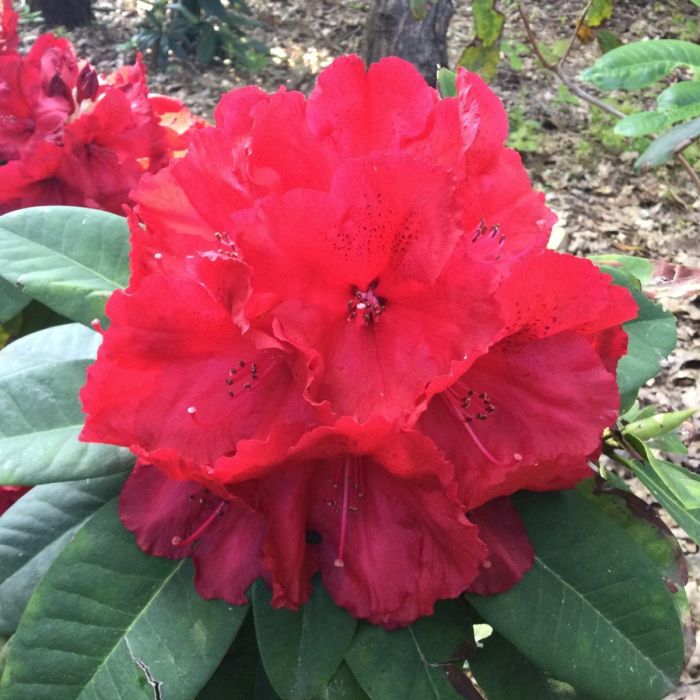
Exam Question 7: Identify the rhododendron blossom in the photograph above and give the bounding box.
[0,0,201,214]
[81,54,637,626]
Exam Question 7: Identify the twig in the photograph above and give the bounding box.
[517,0,700,194]
[559,0,594,69]
[677,153,700,191]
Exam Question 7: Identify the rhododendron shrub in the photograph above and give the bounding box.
[0,0,201,215]
[0,55,693,700]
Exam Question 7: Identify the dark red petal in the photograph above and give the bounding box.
[465,496,534,595]
[227,421,486,627]
[119,463,266,605]
[0,485,30,515]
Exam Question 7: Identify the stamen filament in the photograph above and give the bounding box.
[334,458,352,568]
[172,502,225,547]
[463,420,505,465]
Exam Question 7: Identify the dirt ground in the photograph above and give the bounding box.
[18,0,700,695]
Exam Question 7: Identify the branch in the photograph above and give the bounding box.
[517,0,700,193]
[559,0,593,69]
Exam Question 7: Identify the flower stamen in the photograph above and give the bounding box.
[347,279,386,325]
[334,457,352,568]
[171,501,225,547]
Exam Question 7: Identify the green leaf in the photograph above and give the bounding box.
[581,39,700,89]
[0,499,248,700]
[0,278,29,324]
[614,110,668,137]
[635,116,700,168]
[596,29,622,54]
[630,459,700,545]
[576,480,687,595]
[410,0,429,20]
[252,578,357,700]
[586,0,613,27]
[470,632,586,699]
[437,67,457,98]
[588,254,652,284]
[472,0,505,46]
[0,206,130,327]
[0,473,126,636]
[623,408,697,441]
[602,266,677,411]
[198,615,258,700]
[313,664,369,700]
[467,488,684,700]
[626,433,700,509]
[0,323,134,485]
[457,43,501,82]
[658,79,700,113]
[346,599,474,700]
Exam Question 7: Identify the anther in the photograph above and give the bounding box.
[90,319,105,335]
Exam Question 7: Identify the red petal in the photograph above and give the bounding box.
[307,55,438,160]
[119,463,266,605]
[466,496,534,595]
[81,260,314,468]
[421,332,619,508]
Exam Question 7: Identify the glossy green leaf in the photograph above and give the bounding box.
[0,323,134,485]
[314,664,369,700]
[346,599,474,700]
[0,278,29,324]
[0,473,126,636]
[626,433,700,509]
[470,632,586,699]
[576,480,687,595]
[253,578,357,700]
[472,0,505,46]
[437,67,457,97]
[630,459,700,545]
[635,116,700,168]
[198,615,258,700]
[581,39,700,89]
[467,489,684,700]
[602,266,677,411]
[614,111,668,137]
[0,206,130,327]
[0,499,247,700]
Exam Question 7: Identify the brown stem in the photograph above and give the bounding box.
[559,0,594,69]
[517,0,700,193]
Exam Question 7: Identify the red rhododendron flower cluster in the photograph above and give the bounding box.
[81,55,637,627]
[0,0,201,214]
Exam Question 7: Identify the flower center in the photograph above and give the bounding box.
[442,385,505,465]
[347,279,386,326]
[325,456,365,568]
[471,218,506,262]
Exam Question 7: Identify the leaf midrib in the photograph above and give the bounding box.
[531,554,676,687]
[75,560,186,699]
[0,227,126,291]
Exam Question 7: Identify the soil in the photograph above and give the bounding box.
[18,0,700,695]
